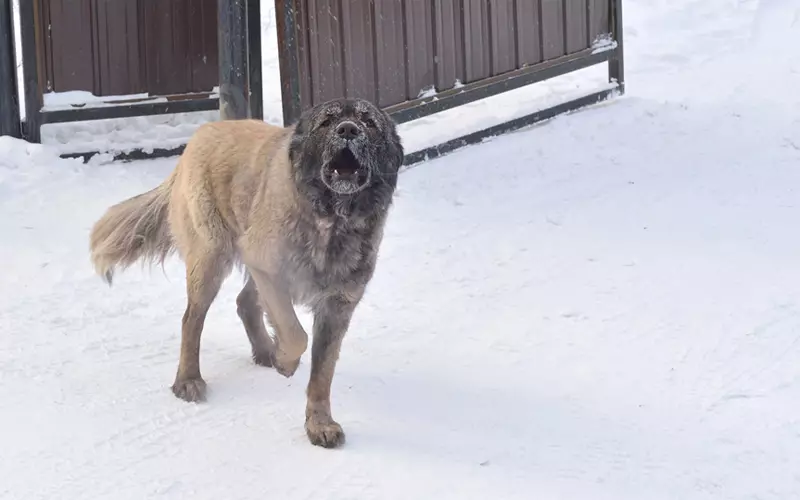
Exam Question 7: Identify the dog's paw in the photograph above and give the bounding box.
[252,349,274,368]
[271,350,301,378]
[171,377,207,403]
[305,418,345,448]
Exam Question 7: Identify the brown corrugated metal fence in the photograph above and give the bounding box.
[282,0,612,114]
[37,0,218,97]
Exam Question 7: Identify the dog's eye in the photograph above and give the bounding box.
[320,118,332,128]
[364,118,377,129]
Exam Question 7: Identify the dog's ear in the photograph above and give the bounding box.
[288,113,309,164]
[385,121,405,171]
[389,130,404,171]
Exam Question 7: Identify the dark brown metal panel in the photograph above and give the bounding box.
[434,0,465,89]
[541,0,566,60]
[588,0,610,43]
[404,0,436,98]
[489,0,516,75]
[275,0,621,129]
[170,0,190,90]
[141,0,218,96]
[94,1,144,96]
[565,0,589,54]
[278,0,312,117]
[141,1,178,95]
[515,0,542,67]
[373,0,406,107]
[44,0,94,93]
[35,0,52,93]
[306,0,345,105]
[187,0,218,92]
[183,0,218,93]
[40,0,217,97]
[462,0,490,83]
[341,0,377,102]
[295,0,313,113]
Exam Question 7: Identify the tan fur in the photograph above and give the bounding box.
[91,119,308,372]
[89,170,177,284]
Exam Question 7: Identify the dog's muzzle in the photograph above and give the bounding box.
[322,147,371,195]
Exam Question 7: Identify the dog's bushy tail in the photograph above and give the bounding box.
[89,171,177,285]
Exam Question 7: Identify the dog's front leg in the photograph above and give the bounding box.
[248,269,308,377]
[305,294,358,448]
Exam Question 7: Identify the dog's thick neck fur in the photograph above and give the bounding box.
[295,175,395,221]
[278,132,395,296]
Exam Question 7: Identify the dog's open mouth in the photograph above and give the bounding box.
[323,148,370,194]
[331,148,360,177]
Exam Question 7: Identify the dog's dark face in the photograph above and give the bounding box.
[289,98,404,215]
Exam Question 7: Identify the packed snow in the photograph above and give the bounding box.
[43,91,159,110]
[2,0,800,499]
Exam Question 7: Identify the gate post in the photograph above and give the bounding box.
[275,0,302,125]
[247,0,263,120]
[609,0,625,93]
[0,0,20,137]
[218,0,250,120]
[17,0,41,142]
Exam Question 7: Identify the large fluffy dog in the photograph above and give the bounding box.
[89,98,404,448]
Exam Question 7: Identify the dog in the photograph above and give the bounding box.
[88,98,404,448]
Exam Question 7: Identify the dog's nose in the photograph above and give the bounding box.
[336,121,361,140]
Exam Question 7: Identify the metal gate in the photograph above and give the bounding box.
[2,0,624,163]
[13,0,262,152]
[276,0,624,164]
[36,0,219,97]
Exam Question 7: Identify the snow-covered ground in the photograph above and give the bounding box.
[2,0,800,499]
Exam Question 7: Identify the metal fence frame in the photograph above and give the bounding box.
[277,0,625,167]
[13,0,263,159]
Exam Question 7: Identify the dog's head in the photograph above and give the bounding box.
[289,98,404,205]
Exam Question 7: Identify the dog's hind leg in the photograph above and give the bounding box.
[236,275,276,367]
[171,249,232,402]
